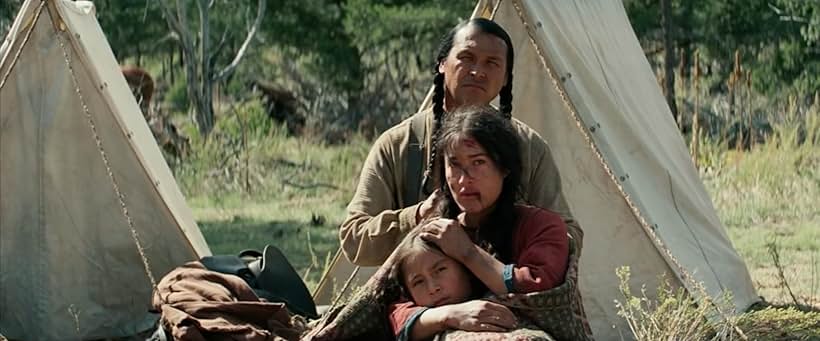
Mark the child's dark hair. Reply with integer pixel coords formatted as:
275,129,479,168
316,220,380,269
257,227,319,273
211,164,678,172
388,224,485,301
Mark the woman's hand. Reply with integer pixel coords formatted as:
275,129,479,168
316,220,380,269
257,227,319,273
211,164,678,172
419,218,476,262
428,300,517,332
411,300,517,340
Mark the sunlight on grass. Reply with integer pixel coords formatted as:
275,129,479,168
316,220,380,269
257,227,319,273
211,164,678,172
698,114,820,311
178,107,371,290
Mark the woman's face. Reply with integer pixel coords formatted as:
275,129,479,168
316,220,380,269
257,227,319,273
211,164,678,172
444,136,506,219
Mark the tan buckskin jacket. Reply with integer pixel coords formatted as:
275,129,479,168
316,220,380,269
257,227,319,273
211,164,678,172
340,108,583,266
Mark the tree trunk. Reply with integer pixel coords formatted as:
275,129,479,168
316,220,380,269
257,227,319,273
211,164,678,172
159,0,265,137
660,0,678,121
168,48,175,84
136,44,142,67
195,0,214,136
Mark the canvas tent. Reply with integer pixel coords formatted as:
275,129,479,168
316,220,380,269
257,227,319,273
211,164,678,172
313,0,760,339
1,1,211,340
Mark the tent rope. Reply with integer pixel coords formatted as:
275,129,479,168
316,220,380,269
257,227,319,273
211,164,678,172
490,0,503,18
48,3,158,289
328,265,360,312
0,0,46,91
508,3,748,336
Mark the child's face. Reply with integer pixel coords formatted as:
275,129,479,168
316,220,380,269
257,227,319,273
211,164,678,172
402,250,474,307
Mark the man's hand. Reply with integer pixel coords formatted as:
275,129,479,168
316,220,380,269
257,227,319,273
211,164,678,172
420,218,476,263
416,189,441,222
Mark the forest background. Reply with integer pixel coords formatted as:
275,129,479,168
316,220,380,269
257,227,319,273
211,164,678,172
2,0,819,339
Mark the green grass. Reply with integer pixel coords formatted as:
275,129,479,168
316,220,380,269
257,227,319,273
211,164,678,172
701,123,820,307
615,123,820,339
177,103,371,288
188,193,351,288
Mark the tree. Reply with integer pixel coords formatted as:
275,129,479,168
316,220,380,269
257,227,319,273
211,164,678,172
625,0,817,97
95,0,166,65
158,0,266,136
260,0,473,136
660,0,677,120
1,0,24,38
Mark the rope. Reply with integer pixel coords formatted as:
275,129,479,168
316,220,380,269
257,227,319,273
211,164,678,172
48,3,158,289
328,265,360,312
490,0,503,18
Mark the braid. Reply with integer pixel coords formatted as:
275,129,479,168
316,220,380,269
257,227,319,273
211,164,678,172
422,72,446,192
499,75,513,119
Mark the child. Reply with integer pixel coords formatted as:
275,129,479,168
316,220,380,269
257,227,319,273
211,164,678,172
387,224,494,340
389,226,483,309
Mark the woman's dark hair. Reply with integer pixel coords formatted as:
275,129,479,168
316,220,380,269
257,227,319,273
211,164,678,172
434,105,522,262
423,18,515,191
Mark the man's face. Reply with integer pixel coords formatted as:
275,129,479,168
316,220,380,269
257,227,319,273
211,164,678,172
438,25,509,110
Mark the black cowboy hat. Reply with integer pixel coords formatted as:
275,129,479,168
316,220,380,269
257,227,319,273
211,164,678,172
201,245,318,319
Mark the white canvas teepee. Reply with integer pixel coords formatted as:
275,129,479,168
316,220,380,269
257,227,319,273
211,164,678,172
0,1,211,340
313,0,759,339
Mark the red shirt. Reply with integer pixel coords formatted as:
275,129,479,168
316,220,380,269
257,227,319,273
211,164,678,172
388,205,570,336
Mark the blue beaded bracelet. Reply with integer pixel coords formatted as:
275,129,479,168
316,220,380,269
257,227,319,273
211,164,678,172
503,264,515,293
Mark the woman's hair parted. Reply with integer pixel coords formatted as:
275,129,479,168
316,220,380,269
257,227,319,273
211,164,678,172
423,18,515,191
435,105,522,263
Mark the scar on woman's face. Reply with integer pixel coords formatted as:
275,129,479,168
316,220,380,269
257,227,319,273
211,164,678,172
461,137,479,148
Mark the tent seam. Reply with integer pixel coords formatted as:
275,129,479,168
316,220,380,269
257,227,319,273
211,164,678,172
566,0,730,300
570,1,626,114
667,171,727,291
29,1,50,336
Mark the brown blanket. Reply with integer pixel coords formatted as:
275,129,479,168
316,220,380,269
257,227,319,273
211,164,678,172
152,261,306,341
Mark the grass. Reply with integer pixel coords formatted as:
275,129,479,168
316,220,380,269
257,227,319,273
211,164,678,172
615,126,820,340
177,100,372,288
608,100,820,340
701,116,820,308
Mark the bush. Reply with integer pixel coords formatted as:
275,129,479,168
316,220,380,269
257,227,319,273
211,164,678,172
164,78,189,113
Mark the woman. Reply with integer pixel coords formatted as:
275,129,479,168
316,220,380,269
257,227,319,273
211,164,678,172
389,105,570,341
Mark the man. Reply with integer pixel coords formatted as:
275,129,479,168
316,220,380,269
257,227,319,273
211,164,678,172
340,18,582,267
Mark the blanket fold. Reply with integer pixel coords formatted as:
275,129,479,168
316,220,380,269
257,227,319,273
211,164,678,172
152,261,306,341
